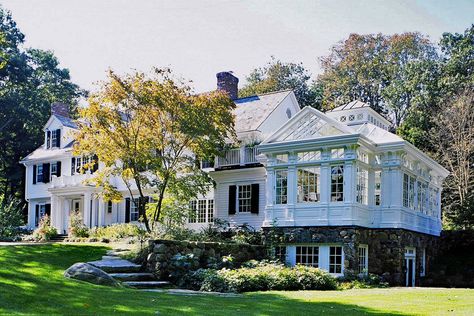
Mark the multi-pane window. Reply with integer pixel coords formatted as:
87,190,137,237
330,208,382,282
107,201,113,213
238,185,252,213
357,150,369,164
188,201,197,223
297,167,320,203
403,174,416,209
297,151,321,162
358,245,368,275
331,165,344,202
375,171,382,206
275,170,288,205
198,200,207,222
208,199,214,223
296,246,319,267
130,198,139,221
35,204,46,226
50,163,57,177
329,246,343,273
188,199,214,223
356,167,368,205
331,148,344,159
36,165,43,183
51,129,59,148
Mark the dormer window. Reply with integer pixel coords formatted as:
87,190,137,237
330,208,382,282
46,129,61,149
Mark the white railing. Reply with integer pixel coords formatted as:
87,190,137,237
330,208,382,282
214,146,260,168
50,173,93,188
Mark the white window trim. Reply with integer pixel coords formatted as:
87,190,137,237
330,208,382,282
285,244,345,276
237,184,252,213
188,199,214,224
358,245,369,275
36,165,43,183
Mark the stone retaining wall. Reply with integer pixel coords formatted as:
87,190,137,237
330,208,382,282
146,239,266,279
263,226,438,286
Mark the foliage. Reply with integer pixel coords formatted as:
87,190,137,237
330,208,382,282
432,89,474,229
317,32,439,128
32,214,57,241
89,223,146,240
338,272,389,289
230,223,262,245
0,195,24,239
0,7,85,199
183,262,337,293
74,68,236,232
68,211,89,238
239,56,322,108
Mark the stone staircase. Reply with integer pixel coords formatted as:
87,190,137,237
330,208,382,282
50,234,68,242
88,249,171,290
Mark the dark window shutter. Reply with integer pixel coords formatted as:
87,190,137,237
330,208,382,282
92,154,99,172
56,161,61,177
228,185,236,215
251,183,259,214
46,131,51,149
42,163,50,183
33,165,37,184
125,198,131,223
56,129,61,148
71,157,76,175
45,204,51,217
35,204,40,226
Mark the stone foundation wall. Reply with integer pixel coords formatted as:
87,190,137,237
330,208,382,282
263,226,438,285
146,239,266,279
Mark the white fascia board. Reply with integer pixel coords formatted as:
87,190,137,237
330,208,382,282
258,134,361,153
20,150,73,166
403,142,450,178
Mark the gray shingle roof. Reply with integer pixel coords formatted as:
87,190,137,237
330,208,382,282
54,114,78,129
233,90,292,133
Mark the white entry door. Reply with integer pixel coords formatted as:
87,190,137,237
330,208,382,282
405,247,416,287
64,199,81,234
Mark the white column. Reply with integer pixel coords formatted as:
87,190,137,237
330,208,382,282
343,161,354,203
320,163,330,204
27,201,36,229
50,195,59,230
57,197,65,233
98,198,105,226
83,192,91,228
91,196,98,227
264,167,274,225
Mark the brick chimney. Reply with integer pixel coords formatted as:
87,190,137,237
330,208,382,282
51,102,70,117
216,71,239,100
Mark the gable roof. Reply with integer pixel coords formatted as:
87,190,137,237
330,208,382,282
355,123,403,145
262,106,355,144
44,114,78,130
233,90,293,133
20,140,74,164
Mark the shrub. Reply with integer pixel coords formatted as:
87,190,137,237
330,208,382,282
89,223,146,240
338,273,389,289
231,224,262,244
0,196,24,240
32,215,57,241
182,262,337,293
68,211,89,238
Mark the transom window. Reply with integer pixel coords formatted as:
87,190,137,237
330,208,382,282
329,246,343,273
297,167,320,203
357,150,369,164
358,245,368,275
275,170,288,205
296,246,319,267
238,185,252,212
275,154,289,164
331,148,344,159
356,167,368,205
297,151,321,162
330,165,344,202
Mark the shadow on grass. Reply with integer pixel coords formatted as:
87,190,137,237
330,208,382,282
0,244,405,315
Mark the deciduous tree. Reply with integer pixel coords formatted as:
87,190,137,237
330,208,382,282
74,69,236,232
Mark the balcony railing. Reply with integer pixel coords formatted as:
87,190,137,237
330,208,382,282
50,173,94,188
212,146,260,169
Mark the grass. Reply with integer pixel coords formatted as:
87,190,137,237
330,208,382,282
0,244,473,315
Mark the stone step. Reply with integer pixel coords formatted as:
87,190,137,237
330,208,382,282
88,259,141,273
102,255,121,260
109,272,156,281
123,281,171,289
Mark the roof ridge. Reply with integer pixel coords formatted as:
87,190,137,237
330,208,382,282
235,89,292,101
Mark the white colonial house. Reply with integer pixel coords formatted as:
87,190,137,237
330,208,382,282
21,72,448,286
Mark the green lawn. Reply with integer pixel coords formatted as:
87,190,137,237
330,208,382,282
0,244,473,316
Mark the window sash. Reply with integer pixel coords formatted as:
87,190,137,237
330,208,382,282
296,246,319,267
130,198,139,221
297,167,320,203
356,167,368,205
275,170,288,205
358,245,368,274
238,185,252,213
329,246,343,273
330,165,344,202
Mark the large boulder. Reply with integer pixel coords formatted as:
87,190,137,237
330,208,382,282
64,262,120,287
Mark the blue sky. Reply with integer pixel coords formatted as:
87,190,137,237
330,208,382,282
1,0,472,93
